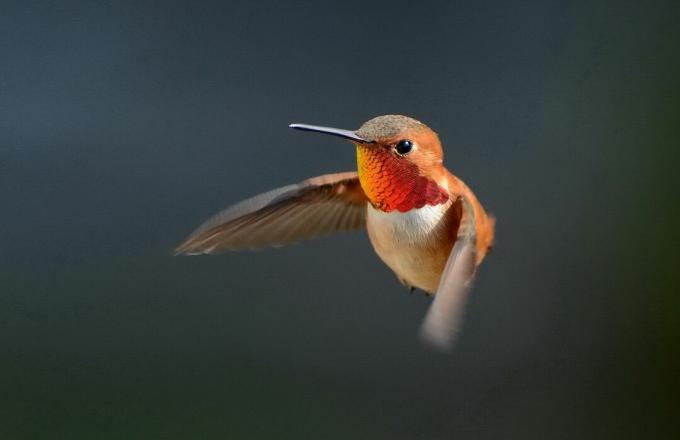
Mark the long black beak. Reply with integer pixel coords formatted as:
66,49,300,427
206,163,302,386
289,123,373,143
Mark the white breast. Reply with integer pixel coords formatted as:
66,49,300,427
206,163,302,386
365,202,453,292
366,203,449,245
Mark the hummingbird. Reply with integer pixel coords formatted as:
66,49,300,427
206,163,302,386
175,115,495,350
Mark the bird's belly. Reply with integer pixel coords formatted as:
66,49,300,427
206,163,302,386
366,203,454,294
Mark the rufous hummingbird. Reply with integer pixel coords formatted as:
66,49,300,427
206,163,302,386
175,115,495,350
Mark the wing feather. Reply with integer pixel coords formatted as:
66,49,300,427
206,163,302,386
420,196,478,351
175,172,367,254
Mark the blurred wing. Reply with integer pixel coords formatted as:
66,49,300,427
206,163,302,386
420,197,478,351
175,172,367,254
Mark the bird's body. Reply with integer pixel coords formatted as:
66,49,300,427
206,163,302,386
364,162,494,294
176,115,494,349
367,201,454,293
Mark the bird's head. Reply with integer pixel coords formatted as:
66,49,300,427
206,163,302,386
290,115,449,212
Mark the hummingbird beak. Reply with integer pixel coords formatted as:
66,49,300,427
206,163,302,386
289,123,373,144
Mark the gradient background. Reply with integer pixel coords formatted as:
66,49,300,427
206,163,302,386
1,1,678,438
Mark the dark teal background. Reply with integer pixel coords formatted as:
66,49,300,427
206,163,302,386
1,1,678,438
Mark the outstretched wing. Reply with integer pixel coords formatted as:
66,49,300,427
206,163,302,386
420,196,478,351
175,172,367,254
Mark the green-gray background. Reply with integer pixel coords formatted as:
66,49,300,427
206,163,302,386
1,1,678,438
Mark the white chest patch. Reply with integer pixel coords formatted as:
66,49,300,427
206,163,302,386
365,202,452,292
366,202,450,245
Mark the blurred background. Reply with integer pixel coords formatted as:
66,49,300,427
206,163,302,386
1,0,678,438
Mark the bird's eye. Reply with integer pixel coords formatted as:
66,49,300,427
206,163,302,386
395,140,413,155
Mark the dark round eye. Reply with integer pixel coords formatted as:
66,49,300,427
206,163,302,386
395,139,413,155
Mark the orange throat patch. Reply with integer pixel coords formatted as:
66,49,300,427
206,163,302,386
356,145,449,213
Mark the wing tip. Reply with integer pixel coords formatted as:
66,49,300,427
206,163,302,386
419,324,456,353
173,244,187,256
172,246,195,256
173,238,211,256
